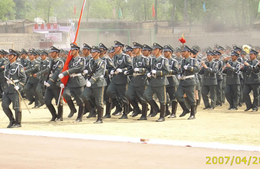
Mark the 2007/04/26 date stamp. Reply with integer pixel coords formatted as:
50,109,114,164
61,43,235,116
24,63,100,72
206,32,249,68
206,156,260,166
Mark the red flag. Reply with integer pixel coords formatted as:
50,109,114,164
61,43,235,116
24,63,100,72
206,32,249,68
61,0,86,102
74,5,76,15
152,4,155,17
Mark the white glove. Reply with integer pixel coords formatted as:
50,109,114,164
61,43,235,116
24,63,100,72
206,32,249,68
110,70,115,75
14,86,19,91
178,75,182,79
83,70,88,75
183,65,188,70
58,73,64,79
124,71,128,75
147,73,151,78
44,81,50,87
60,83,65,88
86,80,91,87
116,68,122,73
6,79,12,84
151,70,156,74
134,68,139,72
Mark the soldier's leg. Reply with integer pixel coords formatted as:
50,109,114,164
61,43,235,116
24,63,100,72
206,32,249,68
103,85,112,118
107,82,122,115
135,86,148,120
93,87,105,124
225,84,233,109
72,87,84,122
44,88,57,121
251,84,259,111
81,87,96,118
176,85,190,116
24,82,34,105
126,84,140,117
2,93,15,128
154,86,166,122
239,80,244,106
209,85,216,109
202,85,210,109
63,87,77,118
35,82,44,107
166,86,174,117
53,87,63,121
243,84,252,111
222,76,226,103
184,85,196,120
232,84,240,109
117,84,129,119
216,80,222,106
11,92,22,128
169,86,178,118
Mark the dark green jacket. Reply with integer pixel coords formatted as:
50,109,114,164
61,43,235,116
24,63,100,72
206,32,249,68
199,60,218,86
222,60,240,85
89,58,107,88
167,57,179,87
244,59,260,84
25,60,40,84
35,58,51,82
47,58,64,88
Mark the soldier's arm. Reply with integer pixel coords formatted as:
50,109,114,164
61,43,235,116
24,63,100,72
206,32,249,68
206,62,218,74
187,59,199,74
105,58,115,75
47,61,63,86
89,61,105,85
155,58,169,77
35,60,51,76
168,60,179,75
123,55,132,72
25,61,40,74
18,65,27,90
62,58,84,76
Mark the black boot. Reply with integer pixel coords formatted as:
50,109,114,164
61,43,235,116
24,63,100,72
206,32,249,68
57,104,63,121
129,100,141,117
12,110,22,128
46,104,57,121
165,104,171,117
156,103,165,122
148,100,160,117
179,102,190,117
94,106,103,124
85,101,97,118
138,103,148,120
4,108,15,128
169,101,177,118
28,99,35,105
119,104,129,119
103,101,112,118
75,104,84,122
67,100,77,118
188,105,196,120
112,105,122,116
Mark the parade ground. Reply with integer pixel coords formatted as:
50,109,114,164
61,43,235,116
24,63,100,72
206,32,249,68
1,101,260,168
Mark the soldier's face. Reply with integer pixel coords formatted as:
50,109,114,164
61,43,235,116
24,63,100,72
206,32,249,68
126,51,132,56
91,52,100,59
114,46,122,54
231,55,237,61
41,55,47,60
249,53,256,60
142,50,148,56
164,51,171,58
152,48,160,56
7,54,16,63
176,52,181,57
29,54,35,61
181,51,189,58
207,55,213,61
83,49,90,56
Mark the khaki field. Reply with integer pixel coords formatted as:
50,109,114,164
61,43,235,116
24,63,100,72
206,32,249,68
1,100,260,146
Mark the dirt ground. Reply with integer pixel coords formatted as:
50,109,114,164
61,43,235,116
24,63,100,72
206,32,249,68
1,134,260,169
1,100,259,146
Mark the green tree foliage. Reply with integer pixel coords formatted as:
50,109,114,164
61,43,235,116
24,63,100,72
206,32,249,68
0,0,15,21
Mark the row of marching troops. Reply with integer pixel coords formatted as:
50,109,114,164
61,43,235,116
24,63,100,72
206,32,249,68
1,41,260,128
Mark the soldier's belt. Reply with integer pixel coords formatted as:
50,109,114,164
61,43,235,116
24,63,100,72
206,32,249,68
69,73,82,78
181,75,195,80
166,75,174,77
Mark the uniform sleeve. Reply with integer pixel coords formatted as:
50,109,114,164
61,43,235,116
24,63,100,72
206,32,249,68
105,58,115,75
89,61,106,84
18,65,27,90
187,59,199,74
205,62,218,74
123,54,132,72
155,58,169,77
48,61,63,86
62,58,84,76
35,60,51,77
25,61,40,74
169,60,179,75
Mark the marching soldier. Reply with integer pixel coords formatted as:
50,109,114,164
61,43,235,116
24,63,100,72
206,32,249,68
142,44,152,57
2,49,26,128
143,43,170,122
58,43,85,122
174,47,182,64
25,50,42,108
243,49,260,112
33,50,51,108
222,50,241,110
107,41,132,119
44,46,64,121
214,50,224,106
99,43,115,118
126,42,149,120
81,46,107,123
200,50,218,110
176,45,199,120
163,45,179,118
125,45,133,57
0,50,8,98
82,43,97,118
20,49,30,68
